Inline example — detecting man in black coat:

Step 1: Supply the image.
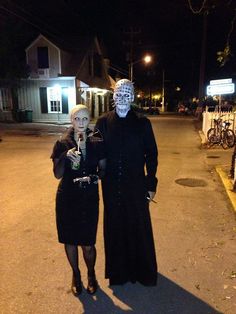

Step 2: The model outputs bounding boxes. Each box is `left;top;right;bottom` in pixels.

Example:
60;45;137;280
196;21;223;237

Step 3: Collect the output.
95;79;158;286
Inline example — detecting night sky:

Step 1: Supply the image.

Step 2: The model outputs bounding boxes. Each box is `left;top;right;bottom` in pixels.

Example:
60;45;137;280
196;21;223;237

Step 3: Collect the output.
0;0;236;99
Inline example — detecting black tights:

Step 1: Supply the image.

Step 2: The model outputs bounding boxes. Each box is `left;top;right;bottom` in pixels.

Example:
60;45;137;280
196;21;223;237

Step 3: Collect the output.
64;244;96;278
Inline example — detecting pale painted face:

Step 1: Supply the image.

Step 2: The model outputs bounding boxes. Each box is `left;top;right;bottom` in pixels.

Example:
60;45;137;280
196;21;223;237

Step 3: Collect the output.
71;109;90;133
113;79;134;118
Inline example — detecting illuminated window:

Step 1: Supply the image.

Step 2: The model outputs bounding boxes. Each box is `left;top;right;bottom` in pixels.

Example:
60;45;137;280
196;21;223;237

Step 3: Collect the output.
40;86;69;114
47;86;62;113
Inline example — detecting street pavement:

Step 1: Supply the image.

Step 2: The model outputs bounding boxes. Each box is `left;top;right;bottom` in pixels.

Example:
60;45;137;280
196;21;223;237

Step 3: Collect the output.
1;119;235;214
0;115;236;314
0;121;72;137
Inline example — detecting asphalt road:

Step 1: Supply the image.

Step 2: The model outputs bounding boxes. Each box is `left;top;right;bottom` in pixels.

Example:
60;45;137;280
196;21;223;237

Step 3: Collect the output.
0;115;235;314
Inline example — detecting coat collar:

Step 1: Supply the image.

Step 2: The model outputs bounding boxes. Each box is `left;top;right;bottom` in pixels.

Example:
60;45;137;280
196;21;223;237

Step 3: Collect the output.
64;127;93;145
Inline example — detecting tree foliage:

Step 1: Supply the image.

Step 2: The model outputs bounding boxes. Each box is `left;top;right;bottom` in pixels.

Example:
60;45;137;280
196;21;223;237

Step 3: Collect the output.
187;0;236;68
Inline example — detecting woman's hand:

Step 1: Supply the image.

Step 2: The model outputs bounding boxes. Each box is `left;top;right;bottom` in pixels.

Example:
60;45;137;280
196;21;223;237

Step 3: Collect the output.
66;147;81;163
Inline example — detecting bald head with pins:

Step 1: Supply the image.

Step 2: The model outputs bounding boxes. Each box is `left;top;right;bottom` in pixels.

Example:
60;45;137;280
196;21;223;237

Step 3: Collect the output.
113;79;134;118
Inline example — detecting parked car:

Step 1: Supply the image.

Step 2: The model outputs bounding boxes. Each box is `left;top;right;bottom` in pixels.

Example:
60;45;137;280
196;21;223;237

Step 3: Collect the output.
131;105;160;115
148;107;160;115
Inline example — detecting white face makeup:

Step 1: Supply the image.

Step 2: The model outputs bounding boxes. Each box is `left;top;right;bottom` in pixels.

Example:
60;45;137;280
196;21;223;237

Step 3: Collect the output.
113;79;134;118
71;109;90;133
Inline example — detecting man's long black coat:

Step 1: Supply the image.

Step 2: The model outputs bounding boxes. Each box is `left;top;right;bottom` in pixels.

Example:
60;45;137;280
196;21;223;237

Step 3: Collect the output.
95;109;158;285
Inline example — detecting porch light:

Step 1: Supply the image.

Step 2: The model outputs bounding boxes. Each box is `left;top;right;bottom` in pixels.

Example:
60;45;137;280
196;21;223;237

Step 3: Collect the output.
89;87;108;96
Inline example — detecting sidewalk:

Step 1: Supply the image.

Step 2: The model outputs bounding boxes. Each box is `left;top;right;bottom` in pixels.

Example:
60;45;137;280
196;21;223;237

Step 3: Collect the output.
198;126;236;213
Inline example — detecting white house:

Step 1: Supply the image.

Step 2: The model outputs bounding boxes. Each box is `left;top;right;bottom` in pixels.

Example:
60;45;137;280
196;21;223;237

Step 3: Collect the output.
0;34;115;122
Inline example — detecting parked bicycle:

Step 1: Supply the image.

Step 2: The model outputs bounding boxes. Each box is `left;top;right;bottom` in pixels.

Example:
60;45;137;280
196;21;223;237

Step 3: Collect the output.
207;117;236;149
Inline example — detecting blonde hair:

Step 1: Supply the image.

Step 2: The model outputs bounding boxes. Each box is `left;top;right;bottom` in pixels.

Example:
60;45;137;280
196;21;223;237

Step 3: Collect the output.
70;104;90;121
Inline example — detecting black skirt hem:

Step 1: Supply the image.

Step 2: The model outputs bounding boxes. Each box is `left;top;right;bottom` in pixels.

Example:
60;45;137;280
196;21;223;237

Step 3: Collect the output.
108;275;158;287
58;239;96;246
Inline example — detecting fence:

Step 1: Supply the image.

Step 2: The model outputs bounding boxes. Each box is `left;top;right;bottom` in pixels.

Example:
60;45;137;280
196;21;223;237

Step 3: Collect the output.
202;108;236;190
202;109;236;142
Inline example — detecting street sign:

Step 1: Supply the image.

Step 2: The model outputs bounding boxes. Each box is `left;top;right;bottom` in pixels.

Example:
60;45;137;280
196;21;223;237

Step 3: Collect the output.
210;78;232;85
206;83;235;96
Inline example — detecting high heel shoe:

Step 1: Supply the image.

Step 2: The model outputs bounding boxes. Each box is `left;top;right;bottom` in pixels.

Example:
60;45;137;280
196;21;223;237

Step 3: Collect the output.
71;273;82;296
87;275;98;295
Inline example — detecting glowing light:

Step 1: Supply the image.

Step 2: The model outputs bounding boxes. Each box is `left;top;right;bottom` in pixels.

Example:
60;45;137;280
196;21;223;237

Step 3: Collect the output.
90;87;99;93
88;87;108;96
206;83;235;95
53;84;61;93
49;85;61;101
143;55;152;64
62;88;68;95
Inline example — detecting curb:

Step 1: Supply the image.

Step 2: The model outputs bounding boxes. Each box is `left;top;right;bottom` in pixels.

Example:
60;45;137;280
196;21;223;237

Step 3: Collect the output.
197;129;236;213
215;166;236;213
198;130;207;144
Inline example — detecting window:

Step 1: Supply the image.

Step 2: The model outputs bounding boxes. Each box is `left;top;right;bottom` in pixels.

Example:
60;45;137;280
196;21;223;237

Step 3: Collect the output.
40;86;69;114
47;87;62;113
0;88;12;111
37;47;49;68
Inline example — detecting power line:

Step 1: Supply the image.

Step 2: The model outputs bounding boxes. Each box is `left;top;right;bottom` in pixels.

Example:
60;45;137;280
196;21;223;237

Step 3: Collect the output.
0;5;53;37
6;0;60;36
109;64;128;76
0;3;62;40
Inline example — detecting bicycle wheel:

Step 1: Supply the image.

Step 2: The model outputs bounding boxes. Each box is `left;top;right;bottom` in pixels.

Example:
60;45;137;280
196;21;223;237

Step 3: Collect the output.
207;128;215;140
225;129;235;148
221;131;229;149
208;134;218;147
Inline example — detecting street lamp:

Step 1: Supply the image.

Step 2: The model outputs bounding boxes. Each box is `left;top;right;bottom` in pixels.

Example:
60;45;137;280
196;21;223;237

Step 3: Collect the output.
144;55;152;64
129;54;152;82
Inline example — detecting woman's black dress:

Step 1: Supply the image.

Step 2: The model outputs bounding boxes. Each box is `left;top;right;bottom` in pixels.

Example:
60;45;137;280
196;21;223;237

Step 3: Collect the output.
51;127;104;246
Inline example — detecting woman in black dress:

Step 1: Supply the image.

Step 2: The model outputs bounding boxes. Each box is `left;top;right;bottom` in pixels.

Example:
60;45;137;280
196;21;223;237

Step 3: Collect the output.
51;104;105;296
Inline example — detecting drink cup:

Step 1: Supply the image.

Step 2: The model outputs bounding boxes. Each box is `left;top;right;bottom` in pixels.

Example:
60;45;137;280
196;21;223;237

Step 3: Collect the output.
71;151;81;170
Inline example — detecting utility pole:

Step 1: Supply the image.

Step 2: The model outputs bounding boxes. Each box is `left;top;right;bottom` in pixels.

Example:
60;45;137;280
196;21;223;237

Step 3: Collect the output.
198;9;208;99
123;27;141;81
162;69;165;112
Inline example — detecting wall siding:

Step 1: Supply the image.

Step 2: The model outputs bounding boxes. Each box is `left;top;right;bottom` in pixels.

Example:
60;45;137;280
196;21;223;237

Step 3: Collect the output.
17;79;76;123
27;37;60;78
